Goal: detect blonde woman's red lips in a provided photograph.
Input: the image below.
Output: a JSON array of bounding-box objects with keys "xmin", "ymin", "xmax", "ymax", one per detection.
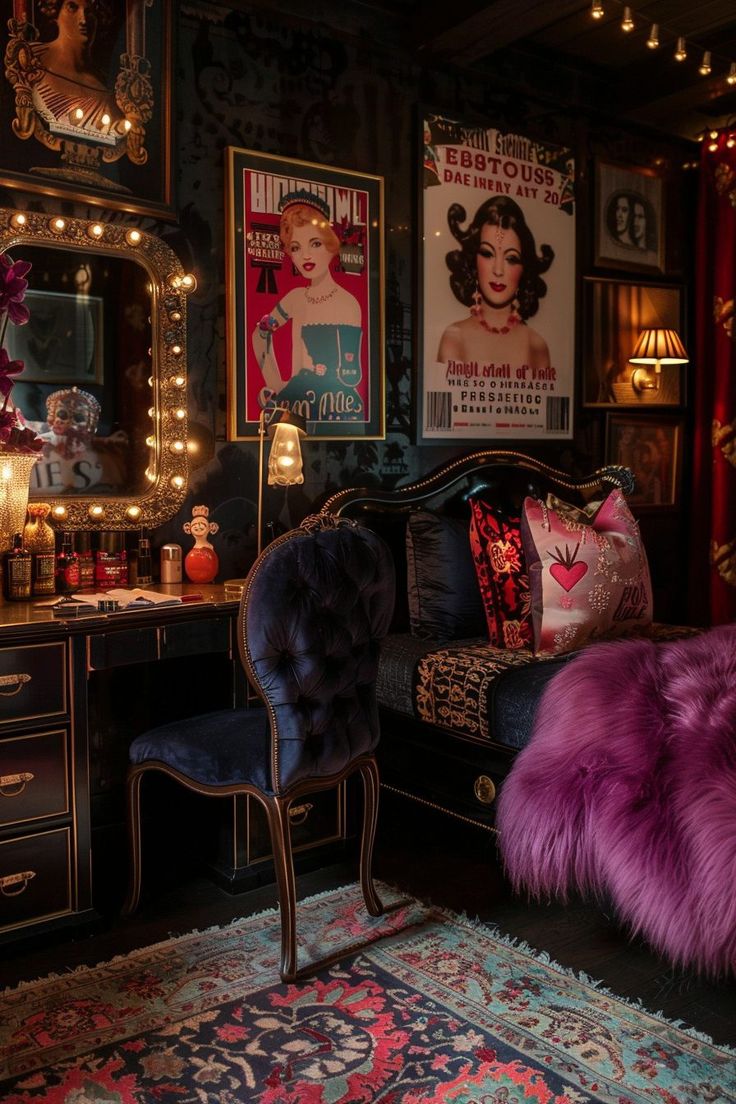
[{"xmin": 490, "ymin": 283, "xmax": 506, "ymax": 292}]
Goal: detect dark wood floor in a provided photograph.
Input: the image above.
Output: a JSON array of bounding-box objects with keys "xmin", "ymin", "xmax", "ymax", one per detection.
[{"xmin": 2, "ymin": 791, "xmax": 734, "ymax": 1050}]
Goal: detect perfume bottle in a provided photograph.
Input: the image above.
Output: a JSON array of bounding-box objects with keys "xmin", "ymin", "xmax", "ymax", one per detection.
[
  {"xmin": 137, "ymin": 532, "xmax": 152, "ymax": 585},
  {"xmin": 55, "ymin": 533, "xmax": 80, "ymax": 594},
  {"xmin": 3, "ymin": 533, "xmax": 32, "ymax": 601},
  {"xmin": 95, "ymin": 531, "xmax": 128, "ymax": 587},
  {"xmin": 23, "ymin": 503, "xmax": 56, "ymax": 597},
  {"xmin": 160, "ymin": 543, "xmax": 182, "ymax": 584},
  {"xmin": 74, "ymin": 531, "xmax": 95, "ymax": 590}
]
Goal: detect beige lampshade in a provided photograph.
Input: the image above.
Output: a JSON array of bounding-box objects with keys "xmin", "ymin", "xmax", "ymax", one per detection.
[{"xmin": 629, "ymin": 328, "xmax": 689, "ymax": 365}]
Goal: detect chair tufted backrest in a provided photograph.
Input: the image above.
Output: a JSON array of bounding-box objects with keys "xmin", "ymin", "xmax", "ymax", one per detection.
[{"xmin": 238, "ymin": 517, "xmax": 396, "ymax": 794}]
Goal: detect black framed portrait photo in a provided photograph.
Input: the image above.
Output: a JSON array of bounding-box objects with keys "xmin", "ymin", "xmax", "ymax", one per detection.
[{"xmin": 595, "ymin": 162, "xmax": 664, "ymax": 274}]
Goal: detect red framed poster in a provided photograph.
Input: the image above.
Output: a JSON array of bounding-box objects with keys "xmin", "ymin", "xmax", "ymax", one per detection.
[{"xmin": 226, "ymin": 147, "xmax": 385, "ymax": 440}]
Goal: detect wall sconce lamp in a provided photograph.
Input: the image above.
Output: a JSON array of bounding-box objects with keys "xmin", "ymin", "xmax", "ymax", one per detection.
[
  {"xmin": 629, "ymin": 328, "xmax": 688, "ymax": 393},
  {"xmin": 257, "ymin": 408, "xmax": 307, "ymax": 555}
]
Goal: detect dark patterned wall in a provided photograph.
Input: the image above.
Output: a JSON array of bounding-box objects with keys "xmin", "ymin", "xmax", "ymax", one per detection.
[{"xmin": 154, "ymin": 1, "xmax": 693, "ymax": 612}]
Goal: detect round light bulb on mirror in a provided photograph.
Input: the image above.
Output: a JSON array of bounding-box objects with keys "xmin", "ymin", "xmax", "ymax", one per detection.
[
  {"xmin": 10, "ymin": 212, "xmax": 27, "ymax": 228},
  {"xmin": 88, "ymin": 504, "xmax": 105, "ymax": 520},
  {"xmin": 170, "ymin": 375, "xmax": 186, "ymax": 389},
  {"xmin": 145, "ymin": 435, "xmax": 156, "ymax": 448},
  {"xmin": 170, "ymin": 310, "xmax": 182, "ymax": 322},
  {"xmin": 51, "ymin": 504, "xmax": 68, "ymax": 520},
  {"xmin": 171, "ymin": 344, "xmax": 182, "ymax": 357},
  {"xmin": 50, "ymin": 217, "xmax": 66, "ymax": 233},
  {"xmin": 170, "ymin": 474, "xmax": 185, "ymax": 489},
  {"xmin": 171, "ymin": 408, "xmax": 186, "ymax": 421},
  {"xmin": 126, "ymin": 505, "xmax": 142, "ymax": 521},
  {"xmin": 148, "ymin": 407, "xmax": 156, "ymax": 418},
  {"xmin": 168, "ymin": 440, "xmax": 186, "ymax": 455},
  {"xmin": 126, "ymin": 229, "xmax": 142, "ymax": 246},
  {"xmin": 88, "ymin": 223, "xmax": 104, "ymax": 239},
  {"xmin": 123, "ymin": 118, "xmax": 132, "ymax": 132}
]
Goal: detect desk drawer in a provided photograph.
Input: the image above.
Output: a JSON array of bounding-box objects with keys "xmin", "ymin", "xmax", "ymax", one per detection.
[
  {"xmin": 161, "ymin": 618, "xmax": 230, "ymax": 659},
  {"xmin": 87, "ymin": 627, "xmax": 158, "ymax": 670},
  {"xmin": 246, "ymin": 785, "xmax": 344, "ymax": 864},
  {"xmin": 0, "ymin": 642, "xmax": 66, "ymax": 726},
  {"xmin": 0, "ymin": 729, "xmax": 69, "ymax": 828},
  {"xmin": 0, "ymin": 827, "xmax": 71, "ymax": 932}
]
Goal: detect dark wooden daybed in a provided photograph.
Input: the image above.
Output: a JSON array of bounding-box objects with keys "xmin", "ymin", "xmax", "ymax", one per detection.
[{"xmin": 320, "ymin": 449, "xmax": 684, "ymax": 832}]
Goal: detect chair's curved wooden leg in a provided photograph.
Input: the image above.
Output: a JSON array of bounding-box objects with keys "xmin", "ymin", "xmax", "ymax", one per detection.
[
  {"xmin": 263, "ymin": 795, "xmax": 298, "ymax": 983},
  {"xmin": 121, "ymin": 767, "xmax": 145, "ymax": 916},
  {"xmin": 358, "ymin": 758, "xmax": 383, "ymax": 917}
]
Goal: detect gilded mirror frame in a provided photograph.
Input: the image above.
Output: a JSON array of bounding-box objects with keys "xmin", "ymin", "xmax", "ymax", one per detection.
[{"xmin": 0, "ymin": 205, "xmax": 193, "ymax": 529}]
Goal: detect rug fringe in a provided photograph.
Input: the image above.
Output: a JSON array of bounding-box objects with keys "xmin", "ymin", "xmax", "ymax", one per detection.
[
  {"xmin": 4, "ymin": 881, "xmax": 733, "ymax": 1060},
  {"xmin": 0, "ymin": 881, "xmax": 401, "ymax": 997}
]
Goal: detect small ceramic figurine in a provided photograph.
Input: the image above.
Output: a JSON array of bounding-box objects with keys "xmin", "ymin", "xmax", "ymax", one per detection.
[{"xmin": 183, "ymin": 505, "xmax": 219, "ymax": 584}]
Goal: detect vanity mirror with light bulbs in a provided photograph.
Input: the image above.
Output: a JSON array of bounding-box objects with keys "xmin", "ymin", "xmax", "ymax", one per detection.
[{"xmin": 0, "ymin": 207, "xmax": 195, "ymax": 530}]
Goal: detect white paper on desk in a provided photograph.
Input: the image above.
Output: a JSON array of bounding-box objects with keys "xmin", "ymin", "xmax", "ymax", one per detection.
[{"xmin": 72, "ymin": 588, "xmax": 182, "ymax": 609}]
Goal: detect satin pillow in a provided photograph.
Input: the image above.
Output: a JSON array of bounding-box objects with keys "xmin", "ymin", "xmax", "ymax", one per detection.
[
  {"xmin": 521, "ymin": 489, "xmax": 653, "ymax": 656},
  {"xmin": 468, "ymin": 497, "xmax": 532, "ymax": 650}
]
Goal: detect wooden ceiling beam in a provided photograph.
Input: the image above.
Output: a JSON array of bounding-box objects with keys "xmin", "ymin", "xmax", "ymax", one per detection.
[{"xmin": 414, "ymin": 0, "xmax": 588, "ymax": 62}]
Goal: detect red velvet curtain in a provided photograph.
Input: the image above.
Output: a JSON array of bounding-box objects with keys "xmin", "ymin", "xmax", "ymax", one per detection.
[{"xmin": 692, "ymin": 132, "xmax": 736, "ymax": 625}]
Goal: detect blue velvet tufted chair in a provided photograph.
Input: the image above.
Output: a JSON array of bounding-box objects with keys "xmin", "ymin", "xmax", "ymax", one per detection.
[{"xmin": 122, "ymin": 515, "xmax": 396, "ymax": 982}]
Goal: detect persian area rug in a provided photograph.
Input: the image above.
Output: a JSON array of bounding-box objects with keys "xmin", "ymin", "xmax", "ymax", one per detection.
[{"xmin": 1, "ymin": 885, "xmax": 734, "ymax": 1104}]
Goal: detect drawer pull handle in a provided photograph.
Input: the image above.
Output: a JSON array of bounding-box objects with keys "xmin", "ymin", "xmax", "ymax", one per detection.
[
  {"xmin": 289, "ymin": 802, "xmax": 313, "ymax": 826},
  {"xmin": 0, "ymin": 771, "xmax": 34, "ymax": 797},
  {"xmin": 0, "ymin": 673, "xmax": 31, "ymax": 697},
  {"xmin": 0, "ymin": 870, "xmax": 36, "ymax": 896}
]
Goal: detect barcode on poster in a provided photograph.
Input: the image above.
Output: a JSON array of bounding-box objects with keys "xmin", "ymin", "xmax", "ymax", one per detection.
[
  {"xmin": 546, "ymin": 396, "xmax": 570, "ymax": 433},
  {"xmin": 426, "ymin": 391, "xmax": 451, "ymax": 431}
]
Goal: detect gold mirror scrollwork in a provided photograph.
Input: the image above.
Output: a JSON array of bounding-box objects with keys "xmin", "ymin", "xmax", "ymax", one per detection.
[{"xmin": 0, "ymin": 205, "xmax": 194, "ymax": 529}]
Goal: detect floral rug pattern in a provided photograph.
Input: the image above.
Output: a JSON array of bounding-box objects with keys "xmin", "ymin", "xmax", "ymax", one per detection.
[{"xmin": 1, "ymin": 884, "xmax": 733, "ymax": 1103}]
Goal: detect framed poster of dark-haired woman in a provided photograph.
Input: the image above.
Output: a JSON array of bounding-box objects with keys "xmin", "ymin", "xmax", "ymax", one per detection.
[
  {"xmin": 1, "ymin": 0, "xmax": 174, "ymax": 218},
  {"xmin": 595, "ymin": 162, "xmax": 664, "ymax": 274},
  {"xmin": 418, "ymin": 109, "xmax": 576, "ymax": 444},
  {"xmin": 226, "ymin": 146, "xmax": 385, "ymax": 441}
]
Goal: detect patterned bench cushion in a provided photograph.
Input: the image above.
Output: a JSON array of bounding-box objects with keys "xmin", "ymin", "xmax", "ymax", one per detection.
[{"xmin": 377, "ymin": 624, "xmax": 699, "ymax": 751}]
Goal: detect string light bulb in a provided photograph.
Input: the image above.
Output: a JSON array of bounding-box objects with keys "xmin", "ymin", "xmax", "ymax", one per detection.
[
  {"xmin": 591, "ymin": 0, "xmax": 604, "ymax": 19},
  {"xmin": 646, "ymin": 23, "xmax": 659, "ymax": 49},
  {"xmin": 728, "ymin": 62, "xmax": 736, "ymax": 86},
  {"xmin": 699, "ymin": 50, "xmax": 711, "ymax": 76},
  {"xmin": 621, "ymin": 6, "xmax": 634, "ymax": 32},
  {"xmin": 674, "ymin": 37, "xmax": 687, "ymax": 62}
]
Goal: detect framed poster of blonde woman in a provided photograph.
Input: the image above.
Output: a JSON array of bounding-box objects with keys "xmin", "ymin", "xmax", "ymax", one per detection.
[
  {"xmin": 226, "ymin": 147, "xmax": 385, "ymax": 441},
  {"xmin": 419, "ymin": 111, "xmax": 576, "ymax": 443}
]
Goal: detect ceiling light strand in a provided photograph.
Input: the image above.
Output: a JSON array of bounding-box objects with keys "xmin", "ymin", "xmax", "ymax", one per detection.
[{"xmin": 602, "ymin": 2, "xmax": 735, "ymax": 91}]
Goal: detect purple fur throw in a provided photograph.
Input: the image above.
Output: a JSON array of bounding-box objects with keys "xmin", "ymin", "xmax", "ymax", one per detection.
[{"xmin": 497, "ymin": 625, "xmax": 736, "ymax": 975}]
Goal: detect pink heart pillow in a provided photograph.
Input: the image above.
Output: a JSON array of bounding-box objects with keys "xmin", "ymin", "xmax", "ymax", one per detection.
[{"xmin": 521, "ymin": 489, "xmax": 653, "ymax": 656}]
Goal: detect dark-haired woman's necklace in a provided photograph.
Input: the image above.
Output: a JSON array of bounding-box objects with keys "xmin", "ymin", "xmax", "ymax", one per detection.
[
  {"xmin": 476, "ymin": 312, "xmax": 521, "ymax": 335},
  {"xmin": 305, "ymin": 285, "xmax": 338, "ymax": 305}
]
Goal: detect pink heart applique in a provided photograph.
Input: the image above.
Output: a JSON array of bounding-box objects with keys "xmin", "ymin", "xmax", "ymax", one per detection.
[{"xmin": 550, "ymin": 561, "xmax": 588, "ymax": 592}]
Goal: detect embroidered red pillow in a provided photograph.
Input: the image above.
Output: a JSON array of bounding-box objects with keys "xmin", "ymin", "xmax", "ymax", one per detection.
[
  {"xmin": 520, "ymin": 489, "xmax": 653, "ymax": 656},
  {"xmin": 468, "ymin": 497, "xmax": 532, "ymax": 650}
]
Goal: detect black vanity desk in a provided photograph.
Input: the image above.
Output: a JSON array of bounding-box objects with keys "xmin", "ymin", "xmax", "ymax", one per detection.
[{"xmin": 0, "ymin": 586, "xmax": 346, "ymax": 945}]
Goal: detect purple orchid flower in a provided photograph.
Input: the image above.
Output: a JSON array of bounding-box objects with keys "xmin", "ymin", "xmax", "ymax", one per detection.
[
  {"xmin": 0, "ymin": 347, "xmax": 25, "ymax": 398},
  {"xmin": 0, "ymin": 252, "xmax": 32, "ymax": 326}
]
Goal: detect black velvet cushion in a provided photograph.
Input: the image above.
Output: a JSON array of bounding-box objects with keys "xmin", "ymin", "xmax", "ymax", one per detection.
[
  {"xmin": 406, "ymin": 510, "xmax": 486, "ymax": 642},
  {"xmin": 489, "ymin": 656, "xmax": 574, "ymax": 750},
  {"xmin": 129, "ymin": 708, "xmax": 272, "ymax": 791}
]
